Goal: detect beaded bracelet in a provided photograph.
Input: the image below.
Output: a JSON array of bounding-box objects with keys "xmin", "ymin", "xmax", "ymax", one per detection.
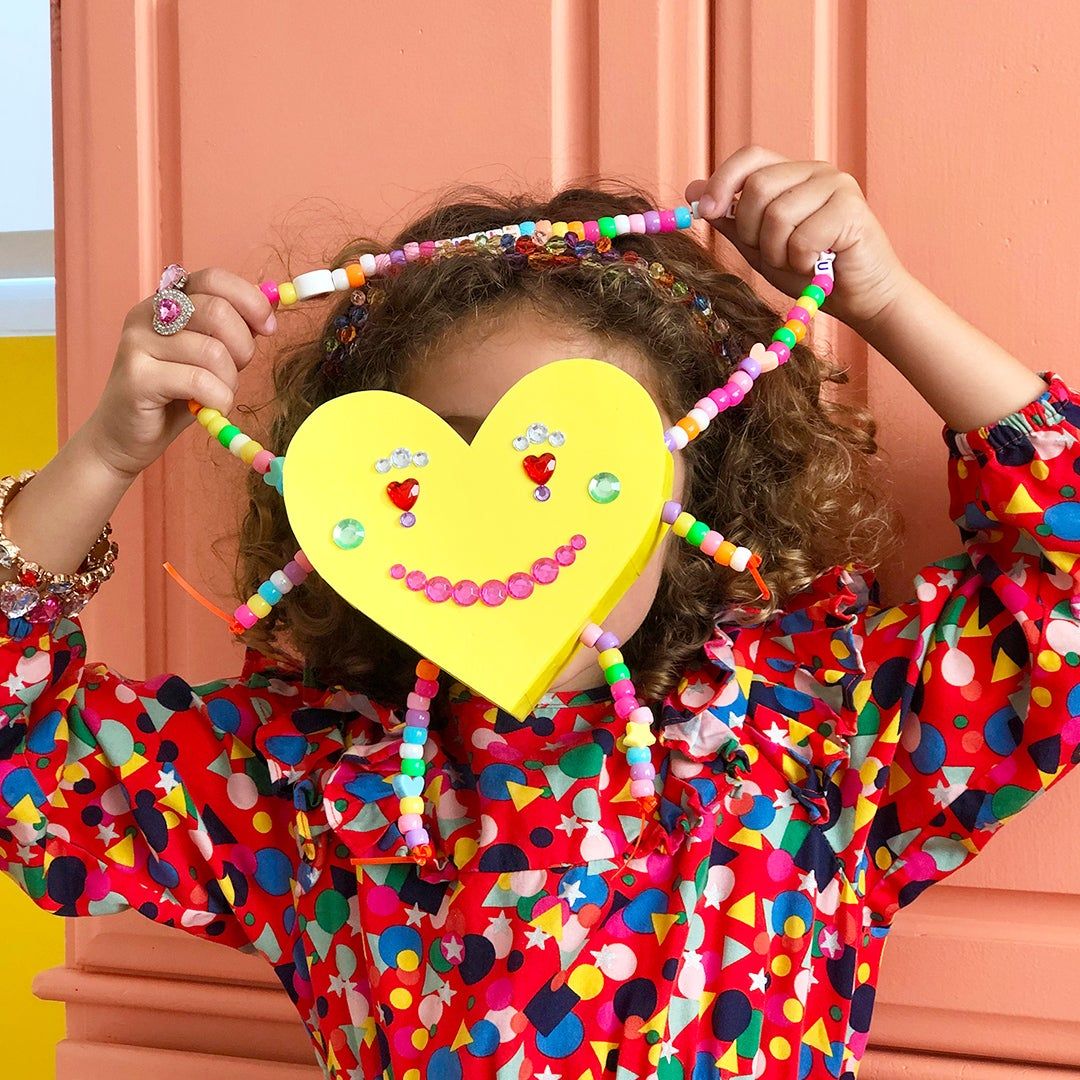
[{"xmin": 0, "ymin": 470, "xmax": 119, "ymax": 622}]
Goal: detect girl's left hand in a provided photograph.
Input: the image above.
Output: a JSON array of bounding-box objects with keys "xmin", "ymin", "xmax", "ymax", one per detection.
[{"xmin": 686, "ymin": 146, "xmax": 909, "ymax": 329}]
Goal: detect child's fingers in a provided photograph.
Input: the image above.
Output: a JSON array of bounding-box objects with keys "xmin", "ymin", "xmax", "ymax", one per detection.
[
  {"xmin": 183, "ymin": 267, "xmax": 276, "ymax": 336},
  {"xmin": 183, "ymin": 292, "xmax": 258, "ymax": 371},
  {"xmin": 755, "ymin": 172, "xmax": 838, "ymax": 272},
  {"xmin": 685, "ymin": 145, "xmax": 790, "ymax": 220},
  {"xmin": 727, "ymin": 161, "xmax": 826, "ymax": 252},
  {"xmin": 143, "ymin": 355, "xmax": 237, "ymax": 415},
  {"xmin": 785, "ymin": 193, "xmax": 855, "ymax": 274},
  {"xmin": 145, "ymin": 327, "xmax": 242, "ymax": 399}
]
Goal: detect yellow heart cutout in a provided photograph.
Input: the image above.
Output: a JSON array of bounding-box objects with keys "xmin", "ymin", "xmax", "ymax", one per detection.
[{"xmin": 283, "ymin": 358, "xmax": 673, "ymax": 718}]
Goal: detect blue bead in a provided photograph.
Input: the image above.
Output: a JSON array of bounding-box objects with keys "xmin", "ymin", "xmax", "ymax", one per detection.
[
  {"xmin": 403, "ymin": 725, "xmax": 428, "ymax": 745},
  {"xmin": 674, "ymin": 205, "xmax": 692, "ymax": 229},
  {"xmin": 258, "ymin": 581, "xmax": 282, "ymax": 605},
  {"xmin": 518, "ymin": 220, "xmax": 536, "ymax": 236},
  {"xmin": 626, "ymin": 746, "xmax": 650, "ymax": 764}
]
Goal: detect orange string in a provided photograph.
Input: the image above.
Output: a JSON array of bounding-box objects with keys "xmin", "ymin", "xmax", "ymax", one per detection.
[
  {"xmin": 748, "ymin": 561, "xmax": 771, "ymax": 603},
  {"xmin": 162, "ymin": 561, "xmax": 246, "ymax": 635}
]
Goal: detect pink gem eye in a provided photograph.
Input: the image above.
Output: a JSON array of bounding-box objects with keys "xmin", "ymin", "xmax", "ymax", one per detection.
[
  {"xmin": 390, "ymin": 564, "xmax": 406, "ymax": 580},
  {"xmin": 507, "ymin": 572, "xmax": 534, "ymax": 599},
  {"xmin": 570, "ymin": 534, "xmax": 587, "ymax": 550},
  {"xmin": 406, "ymin": 570, "xmax": 427, "ymax": 591},
  {"xmin": 531, "ymin": 558, "xmax": 559, "ymax": 585},
  {"xmin": 555, "ymin": 545, "xmax": 575, "ymax": 566},
  {"xmin": 452, "ymin": 579, "xmax": 480, "ymax": 606},
  {"xmin": 425, "ymin": 576, "xmax": 452, "ymax": 603},
  {"xmin": 480, "ymin": 580, "xmax": 507, "ymax": 606}
]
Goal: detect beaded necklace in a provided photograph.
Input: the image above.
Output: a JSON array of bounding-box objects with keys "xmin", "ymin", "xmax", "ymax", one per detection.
[{"xmin": 166, "ymin": 201, "xmax": 834, "ymax": 867}]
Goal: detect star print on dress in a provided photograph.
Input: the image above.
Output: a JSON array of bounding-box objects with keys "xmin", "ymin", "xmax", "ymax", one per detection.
[{"xmin": 2, "ymin": 373, "xmax": 1079, "ymax": 1079}]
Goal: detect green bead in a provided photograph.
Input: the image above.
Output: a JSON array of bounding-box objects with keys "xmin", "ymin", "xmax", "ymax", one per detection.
[
  {"xmin": 216, "ymin": 424, "xmax": 241, "ymax": 448},
  {"xmin": 401, "ymin": 758, "xmax": 426, "ymax": 776},
  {"xmin": 598, "ymin": 216, "xmax": 617, "ymax": 238},
  {"xmin": 685, "ymin": 520, "xmax": 709, "ymax": 547},
  {"xmin": 604, "ymin": 662, "xmax": 631, "ymax": 685},
  {"xmin": 802, "ymin": 283, "xmax": 826, "ymax": 306},
  {"xmin": 772, "ymin": 326, "xmax": 797, "ymax": 348}
]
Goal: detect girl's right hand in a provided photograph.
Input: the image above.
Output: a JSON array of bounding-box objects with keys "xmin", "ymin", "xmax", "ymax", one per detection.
[{"xmin": 84, "ymin": 267, "xmax": 277, "ymax": 480}]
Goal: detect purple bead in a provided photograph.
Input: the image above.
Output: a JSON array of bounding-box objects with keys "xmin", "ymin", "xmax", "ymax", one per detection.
[
  {"xmin": 555, "ymin": 545, "xmax": 575, "ymax": 566},
  {"xmin": 452, "ymin": 579, "xmax": 480, "ymax": 606},
  {"xmin": 400, "ymin": 512, "xmax": 416, "ymax": 528},
  {"xmin": 594, "ymin": 631, "xmax": 621, "ymax": 652},
  {"xmin": 283, "ymin": 560, "xmax": 307, "ymax": 585},
  {"xmin": 644, "ymin": 210, "xmax": 662, "ymax": 233},
  {"xmin": 405, "ymin": 708, "xmax": 430, "ymax": 727},
  {"xmin": 507, "ymin": 572, "xmax": 534, "ymax": 599},
  {"xmin": 570, "ymin": 534, "xmax": 587, "ymax": 550},
  {"xmin": 405, "ymin": 570, "xmax": 427, "ymax": 591},
  {"xmin": 725, "ymin": 380, "xmax": 745, "ymax": 406},
  {"xmin": 533, "ymin": 485, "xmax": 551, "ymax": 502},
  {"xmin": 664, "ymin": 430, "xmax": 678, "ymax": 452},
  {"xmin": 425, "ymin": 576, "xmax": 452, "ymax": 602},
  {"xmin": 661, "ymin": 500, "xmax": 682, "ymax": 525},
  {"xmin": 390, "ymin": 249, "xmax": 407, "ymax": 267},
  {"xmin": 404, "ymin": 827, "xmax": 430, "ymax": 848},
  {"xmin": 738, "ymin": 356, "xmax": 761, "ymax": 380},
  {"xmin": 480, "ymin": 579, "xmax": 507, "ymax": 606},
  {"xmin": 708, "ymin": 387, "xmax": 731, "ymax": 411},
  {"xmin": 531, "ymin": 558, "xmax": 559, "ymax": 585},
  {"xmin": 374, "ymin": 253, "xmax": 392, "ymax": 275},
  {"xmin": 389, "ymin": 563, "xmax": 406, "ymax": 579},
  {"xmin": 630, "ymin": 763, "xmax": 655, "ymax": 780}
]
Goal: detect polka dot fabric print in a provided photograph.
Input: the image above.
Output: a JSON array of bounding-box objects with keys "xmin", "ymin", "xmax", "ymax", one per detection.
[{"xmin": 1, "ymin": 373, "xmax": 1079, "ymax": 1079}]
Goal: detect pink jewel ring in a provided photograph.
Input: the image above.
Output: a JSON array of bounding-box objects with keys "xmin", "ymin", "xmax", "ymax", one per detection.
[{"xmin": 151, "ymin": 262, "xmax": 195, "ymax": 336}]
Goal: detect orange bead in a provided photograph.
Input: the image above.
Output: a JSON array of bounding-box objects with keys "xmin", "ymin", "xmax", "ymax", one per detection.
[
  {"xmin": 187, "ymin": 399, "xmax": 202, "ymax": 415},
  {"xmin": 567, "ymin": 220, "xmax": 585, "ymax": 239},
  {"xmin": 785, "ymin": 319, "xmax": 808, "ymax": 343},
  {"xmin": 676, "ymin": 416, "xmax": 700, "ymax": 440},
  {"xmin": 416, "ymin": 658, "xmax": 440, "ymax": 681},
  {"xmin": 346, "ymin": 263, "xmax": 366, "ymax": 288},
  {"xmin": 713, "ymin": 540, "xmax": 737, "ymax": 566}
]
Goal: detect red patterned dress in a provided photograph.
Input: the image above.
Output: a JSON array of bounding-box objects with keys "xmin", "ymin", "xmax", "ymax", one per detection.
[{"xmin": 3, "ymin": 375, "xmax": 1080, "ymax": 1079}]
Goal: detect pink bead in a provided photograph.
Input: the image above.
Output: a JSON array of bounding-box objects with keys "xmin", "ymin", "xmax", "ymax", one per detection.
[
  {"xmin": 767, "ymin": 341, "xmax": 791, "ymax": 364},
  {"xmin": 628, "ymin": 706, "xmax": 653, "ymax": 726},
  {"xmin": 403, "ymin": 242, "xmax": 421, "ymax": 262},
  {"xmin": 811, "ymin": 273, "xmax": 834, "ymax": 296},
  {"xmin": 725, "ymin": 380, "xmax": 745, "ymax": 406},
  {"xmin": 398, "ymin": 813, "xmax": 423, "ymax": 833},
  {"xmin": 555, "ymin": 545, "xmax": 575, "ymax": 566},
  {"xmin": 374, "ymin": 253, "xmax": 392, "ymax": 276},
  {"xmin": 259, "ymin": 281, "xmax": 280, "ymax": 307},
  {"xmin": 730, "ymin": 370, "xmax": 754, "ymax": 393},
  {"xmin": 614, "ymin": 695, "xmax": 639, "ymax": 719},
  {"xmin": 531, "ymin": 558, "xmax": 559, "ymax": 585},
  {"xmin": 696, "ymin": 397, "xmax": 719, "ymax": 420},
  {"xmin": 234, "ymin": 604, "xmax": 258, "ymax": 628},
  {"xmin": 786, "ymin": 306, "xmax": 811, "ymax": 325},
  {"xmin": 507, "ymin": 573, "xmax": 534, "ymax": 599},
  {"xmin": 407, "ymin": 692, "xmax": 430, "ymax": 711},
  {"xmin": 708, "ymin": 387, "xmax": 731, "ymax": 410},
  {"xmin": 580, "ymin": 623, "xmax": 603, "ymax": 647},
  {"xmin": 283, "ymin": 561, "xmax": 307, "ymax": 585},
  {"xmin": 628, "ymin": 213, "xmax": 647, "ymax": 234},
  {"xmin": 643, "ymin": 211, "xmax": 662, "ymax": 233},
  {"xmin": 700, "ymin": 530, "xmax": 724, "ymax": 557},
  {"xmin": 659, "ymin": 209, "xmax": 677, "ymax": 232},
  {"xmin": 404, "ymin": 828, "xmax": 430, "ymax": 848},
  {"xmin": 630, "ymin": 779, "xmax": 655, "ymax": 798},
  {"xmin": 610, "ymin": 678, "xmax": 635, "ymax": 699},
  {"xmin": 630, "ymin": 763, "xmax": 655, "ymax": 780},
  {"xmin": 420, "ymin": 240, "xmax": 437, "ymax": 258},
  {"xmin": 570, "ymin": 534, "xmax": 587, "ymax": 550},
  {"xmin": 251, "ymin": 450, "xmax": 275, "ymax": 475},
  {"xmin": 480, "ymin": 579, "xmax": 507, "ymax": 606},
  {"xmin": 294, "ymin": 550, "xmax": 314, "ymax": 573},
  {"xmin": 452, "ymin": 579, "xmax": 480, "ymax": 606},
  {"xmin": 389, "ymin": 564, "xmax": 406, "ymax": 580},
  {"xmin": 405, "ymin": 570, "xmax": 427, "ymax": 591},
  {"xmin": 583, "ymin": 220, "xmax": 600, "ymax": 242},
  {"xmin": 415, "ymin": 677, "xmax": 439, "ymax": 699}
]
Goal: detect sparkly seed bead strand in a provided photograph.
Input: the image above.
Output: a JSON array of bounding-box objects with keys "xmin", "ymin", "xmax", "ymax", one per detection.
[
  {"xmin": 256, "ymin": 203, "xmax": 706, "ymax": 306},
  {"xmin": 664, "ymin": 251, "xmax": 837, "ymax": 452},
  {"xmin": 660, "ymin": 500, "xmax": 759, "ymax": 574},
  {"xmin": 232, "ymin": 550, "xmax": 313, "ymax": 630},
  {"xmin": 394, "ymin": 659, "xmax": 439, "ymax": 861},
  {"xmin": 186, "ymin": 400, "xmax": 286, "ymax": 495},
  {"xmin": 579, "ymin": 624, "xmax": 658, "ymax": 803}
]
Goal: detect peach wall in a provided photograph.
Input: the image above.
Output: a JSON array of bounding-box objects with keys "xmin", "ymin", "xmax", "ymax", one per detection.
[{"xmin": 36, "ymin": 1, "xmax": 1080, "ymax": 1077}]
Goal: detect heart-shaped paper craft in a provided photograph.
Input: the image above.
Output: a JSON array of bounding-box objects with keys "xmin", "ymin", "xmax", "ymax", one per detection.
[{"xmin": 283, "ymin": 358, "xmax": 673, "ymax": 718}]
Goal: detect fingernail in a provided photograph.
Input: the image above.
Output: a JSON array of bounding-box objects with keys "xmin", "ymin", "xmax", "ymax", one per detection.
[
  {"xmin": 264, "ymin": 314, "xmax": 277, "ymax": 334},
  {"xmin": 698, "ymin": 195, "xmax": 718, "ymax": 218}
]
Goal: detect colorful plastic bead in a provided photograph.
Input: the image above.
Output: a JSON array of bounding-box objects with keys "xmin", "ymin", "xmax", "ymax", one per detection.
[
  {"xmin": 416, "ymin": 659, "xmax": 439, "ymax": 681},
  {"xmin": 672, "ymin": 512, "xmax": 696, "ymax": 538},
  {"xmin": 614, "ymin": 696, "xmax": 639, "ymax": 719},
  {"xmin": 685, "ymin": 520, "xmax": 709, "ymax": 547},
  {"xmin": 630, "ymin": 779, "xmax": 655, "ymax": 798},
  {"xmin": 278, "ymin": 282, "xmax": 298, "ymax": 306},
  {"xmin": 399, "ymin": 796, "xmax": 424, "ymax": 816},
  {"xmin": 247, "ymin": 594, "xmax": 271, "ymax": 618},
  {"xmin": 604, "ymin": 662, "xmax": 631, "ymax": 685},
  {"xmin": 661, "ymin": 501, "xmax": 682, "ymax": 525},
  {"xmin": 598, "ymin": 216, "xmax": 617, "ymax": 238},
  {"xmin": 579, "ymin": 623, "xmax": 603, "ymax": 648},
  {"xmin": 804, "ymin": 282, "xmax": 828, "ymax": 304},
  {"xmin": 594, "ymin": 631, "xmax": 620, "ymax": 652},
  {"xmin": 401, "ymin": 758, "xmax": 425, "ymax": 777},
  {"xmin": 259, "ymin": 281, "xmax": 280, "ymax": 307},
  {"xmin": 626, "ymin": 746, "xmax": 651, "ymax": 765},
  {"xmin": 257, "ymin": 581, "xmax": 282, "ymax": 605},
  {"xmin": 700, "ymin": 530, "xmax": 724, "ymax": 557},
  {"xmin": 772, "ymin": 326, "xmax": 797, "ymax": 348},
  {"xmin": 597, "ymin": 648, "xmax": 624, "ymax": 670}
]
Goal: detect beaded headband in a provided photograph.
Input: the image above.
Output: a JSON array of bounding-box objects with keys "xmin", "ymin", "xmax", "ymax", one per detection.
[{"xmin": 166, "ymin": 200, "xmax": 835, "ymax": 868}]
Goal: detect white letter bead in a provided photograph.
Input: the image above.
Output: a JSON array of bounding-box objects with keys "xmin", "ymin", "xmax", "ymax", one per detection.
[
  {"xmin": 292, "ymin": 269, "xmax": 336, "ymax": 300},
  {"xmin": 359, "ymin": 254, "xmax": 377, "ymax": 277},
  {"xmin": 613, "ymin": 214, "xmax": 631, "ymax": 235},
  {"xmin": 729, "ymin": 546, "xmax": 751, "ymax": 572},
  {"xmin": 331, "ymin": 268, "xmax": 350, "ymax": 291},
  {"xmin": 269, "ymin": 570, "xmax": 293, "ymax": 593},
  {"xmin": 687, "ymin": 407, "xmax": 710, "ymax": 430}
]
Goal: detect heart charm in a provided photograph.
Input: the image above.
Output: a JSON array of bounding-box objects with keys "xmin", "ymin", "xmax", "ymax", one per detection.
[
  {"xmin": 749, "ymin": 341, "xmax": 778, "ymax": 373},
  {"xmin": 523, "ymin": 453, "xmax": 556, "ymax": 485},
  {"xmin": 392, "ymin": 774, "xmax": 425, "ymax": 799},
  {"xmin": 386, "ymin": 478, "xmax": 420, "ymax": 511},
  {"xmin": 283, "ymin": 358, "xmax": 672, "ymax": 718}
]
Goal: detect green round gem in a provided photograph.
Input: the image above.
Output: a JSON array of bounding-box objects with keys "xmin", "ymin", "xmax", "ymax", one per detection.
[
  {"xmin": 401, "ymin": 757, "xmax": 426, "ymax": 776},
  {"xmin": 216, "ymin": 424, "xmax": 241, "ymax": 448},
  {"xmin": 686, "ymin": 520, "xmax": 709, "ymax": 547},
  {"xmin": 588, "ymin": 471, "xmax": 622, "ymax": 504},
  {"xmin": 332, "ymin": 517, "xmax": 365, "ymax": 549},
  {"xmin": 598, "ymin": 216, "xmax": 617, "ymax": 238},
  {"xmin": 772, "ymin": 326, "xmax": 797, "ymax": 348},
  {"xmin": 802, "ymin": 283, "xmax": 826, "ymax": 306}
]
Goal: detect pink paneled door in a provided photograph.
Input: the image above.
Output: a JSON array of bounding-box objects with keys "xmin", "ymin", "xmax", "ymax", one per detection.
[{"xmin": 39, "ymin": 1, "xmax": 1079, "ymax": 1077}]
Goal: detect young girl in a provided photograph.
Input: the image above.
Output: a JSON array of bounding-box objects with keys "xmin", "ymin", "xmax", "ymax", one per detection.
[{"xmin": 1, "ymin": 146, "xmax": 1077, "ymax": 1080}]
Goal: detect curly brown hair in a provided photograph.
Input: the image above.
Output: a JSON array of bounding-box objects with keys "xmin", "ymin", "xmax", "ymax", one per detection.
[{"xmin": 227, "ymin": 183, "xmax": 898, "ymax": 706}]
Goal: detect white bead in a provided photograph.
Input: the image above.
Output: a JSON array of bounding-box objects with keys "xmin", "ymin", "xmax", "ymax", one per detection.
[
  {"xmin": 503, "ymin": 224, "xmax": 521, "ymax": 238},
  {"xmin": 690, "ymin": 199, "xmax": 701, "ymax": 219},
  {"xmin": 729, "ymin": 546, "xmax": 751, "ymax": 572},
  {"xmin": 331, "ymin": 268, "xmax": 350, "ymax": 291},
  {"xmin": 359, "ymin": 254, "xmax": 377, "ymax": 277},
  {"xmin": 293, "ymin": 269, "xmax": 335, "ymax": 300},
  {"xmin": 668, "ymin": 425, "xmax": 689, "ymax": 450},
  {"xmin": 688, "ymin": 407, "xmax": 710, "ymax": 431},
  {"xmin": 696, "ymin": 397, "xmax": 719, "ymax": 420},
  {"xmin": 399, "ymin": 743, "xmax": 424, "ymax": 759},
  {"xmin": 269, "ymin": 570, "xmax": 293, "ymax": 594},
  {"xmin": 227, "ymin": 432, "xmax": 250, "ymax": 455},
  {"xmin": 613, "ymin": 214, "xmax": 631, "ymax": 235}
]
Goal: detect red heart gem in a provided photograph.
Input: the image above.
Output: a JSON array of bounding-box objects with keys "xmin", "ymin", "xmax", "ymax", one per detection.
[
  {"xmin": 386, "ymin": 478, "xmax": 420, "ymax": 511},
  {"xmin": 523, "ymin": 453, "xmax": 556, "ymax": 485}
]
